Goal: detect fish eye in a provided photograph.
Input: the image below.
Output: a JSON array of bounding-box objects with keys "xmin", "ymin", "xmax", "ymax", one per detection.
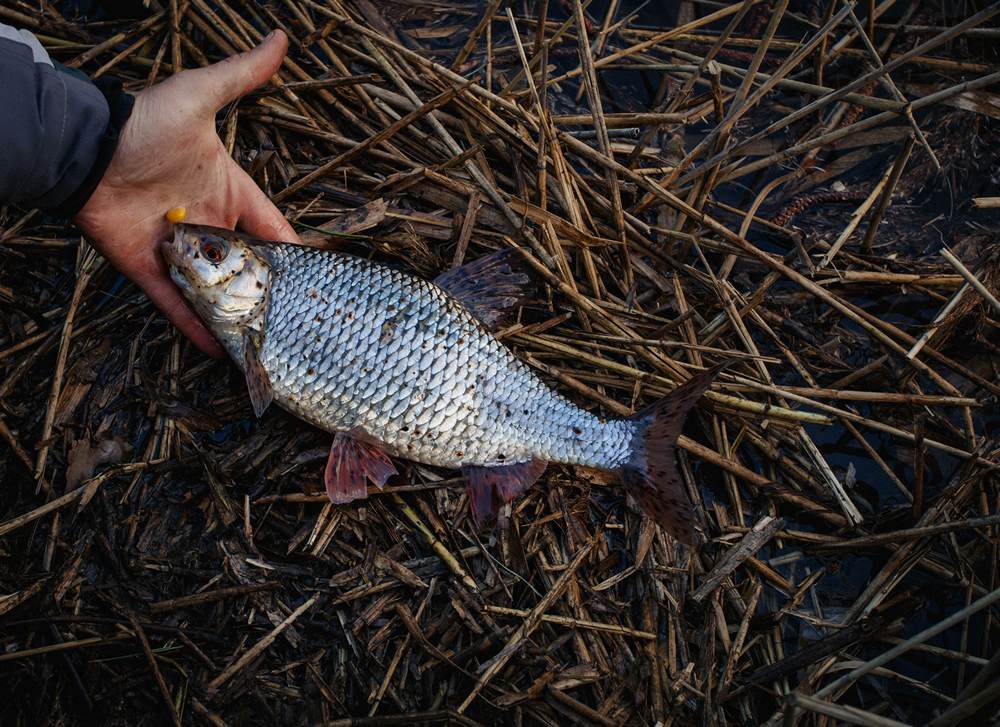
[{"xmin": 202, "ymin": 238, "xmax": 228, "ymax": 264}]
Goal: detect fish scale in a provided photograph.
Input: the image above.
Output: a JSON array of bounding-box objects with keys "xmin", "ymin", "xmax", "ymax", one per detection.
[{"xmin": 259, "ymin": 245, "xmax": 635, "ymax": 470}]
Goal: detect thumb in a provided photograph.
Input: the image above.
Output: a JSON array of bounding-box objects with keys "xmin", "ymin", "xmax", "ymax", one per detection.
[
  {"xmin": 192, "ymin": 29, "xmax": 288, "ymax": 113},
  {"xmin": 236, "ymin": 172, "xmax": 301, "ymax": 243}
]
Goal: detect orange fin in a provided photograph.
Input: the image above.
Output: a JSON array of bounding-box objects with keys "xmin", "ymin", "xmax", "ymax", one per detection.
[
  {"xmin": 463, "ymin": 459, "xmax": 547, "ymax": 526},
  {"xmin": 433, "ymin": 248, "xmax": 533, "ymax": 330},
  {"xmin": 324, "ymin": 433, "xmax": 397, "ymax": 505}
]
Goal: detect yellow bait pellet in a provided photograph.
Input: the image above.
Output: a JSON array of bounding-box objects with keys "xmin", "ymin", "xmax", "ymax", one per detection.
[{"xmin": 165, "ymin": 206, "xmax": 187, "ymax": 223}]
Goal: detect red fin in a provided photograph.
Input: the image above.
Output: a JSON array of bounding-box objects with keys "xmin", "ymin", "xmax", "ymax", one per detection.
[
  {"xmin": 243, "ymin": 329, "xmax": 273, "ymax": 418},
  {"xmin": 433, "ymin": 248, "xmax": 533, "ymax": 330},
  {"xmin": 324, "ymin": 433, "xmax": 397, "ymax": 505},
  {"xmin": 621, "ymin": 366, "xmax": 724, "ymax": 545},
  {"xmin": 463, "ymin": 459, "xmax": 547, "ymax": 526}
]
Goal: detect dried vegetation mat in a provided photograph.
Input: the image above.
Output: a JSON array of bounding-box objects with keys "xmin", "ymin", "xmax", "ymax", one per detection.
[{"xmin": 1, "ymin": 1, "xmax": 1000, "ymax": 725}]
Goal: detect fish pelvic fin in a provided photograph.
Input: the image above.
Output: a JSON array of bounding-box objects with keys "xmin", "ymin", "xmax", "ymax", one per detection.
[
  {"xmin": 463, "ymin": 459, "xmax": 547, "ymax": 527},
  {"xmin": 325, "ymin": 432, "xmax": 397, "ymax": 505},
  {"xmin": 620, "ymin": 366, "xmax": 724, "ymax": 545}
]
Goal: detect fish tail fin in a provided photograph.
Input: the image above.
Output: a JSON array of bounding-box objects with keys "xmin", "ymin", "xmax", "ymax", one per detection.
[{"xmin": 619, "ymin": 366, "xmax": 722, "ymax": 545}]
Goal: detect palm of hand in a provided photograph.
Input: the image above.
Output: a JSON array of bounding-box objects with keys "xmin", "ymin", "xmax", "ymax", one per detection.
[{"xmin": 75, "ymin": 31, "xmax": 298, "ymax": 356}]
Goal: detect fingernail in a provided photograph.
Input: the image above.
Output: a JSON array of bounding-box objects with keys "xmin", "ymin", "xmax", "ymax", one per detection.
[{"xmin": 264, "ymin": 30, "xmax": 277, "ymax": 41}]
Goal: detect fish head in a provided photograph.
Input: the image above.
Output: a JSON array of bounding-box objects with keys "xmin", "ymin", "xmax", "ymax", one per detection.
[{"xmin": 162, "ymin": 223, "xmax": 271, "ymax": 331}]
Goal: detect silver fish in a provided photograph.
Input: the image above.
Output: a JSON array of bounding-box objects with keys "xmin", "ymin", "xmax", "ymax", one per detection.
[{"xmin": 163, "ymin": 223, "xmax": 717, "ymax": 542}]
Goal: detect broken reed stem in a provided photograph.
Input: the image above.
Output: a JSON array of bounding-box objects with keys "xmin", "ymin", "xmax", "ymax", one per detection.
[
  {"xmin": 699, "ymin": 2, "xmax": 1000, "ymax": 180},
  {"xmin": 861, "ymin": 134, "xmax": 917, "ymax": 254},
  {"xmin": 206, "ymin": 593, "xmax": 318, "ymax": 696},
  {"xmin": 546, "ymin": 2, "xmax": 756, "ymax": 87},
  {"xmin": 273, "ymin": 82, "xmax": 471, "ymax": 202},
  {"xmin": 972, "ymin": 196, "xmax": 1000, "ymax": 208},
  {"xmin": 816, "ymin": 513, "xmax": 1000, "ymax": 550},
  {"xmin": 34, "ymin": 254, "xmax": 95, "ymax": 486},
  {"xmin": 484, "ymin": 605, "xmax": 657, "ymax": 639},
  {"xmin": 787, "ymin": 693, "xmax": 913, "ymax": 727},
  {"xmin": 126, "ymin": 611, "xmax": 182, "ymax": 727},
  {"xmin": 392, "ymin": 494, "xmax": 478, "ymax": 592},
  {"xmin": 458, "ymin": 541, "xmax": 593, "ymax": 713},
  {"xmin": 817, "ymin": 158, "xmax": 897, "ymax": 269},
  {"xmin": 941, "ymin": 247, "xmax": 1000, "ymax": 316},
  {"xmin": 813, "ymin": 586, "xmax": 1000, "ymax": 700},
  {"xmin": 561, "ymin": 130, "xmax": 972, "ymax": 402},
  {"xmin": 842, "ymin": 0, "xmax": 940, "ymax": 172},
  {"xmin": 149, "ymin": 583, "xmax": 280, "ymax": 614},
  {"xmin": 0, "ymin": 461, "xmax": 161, "ymax": 538},
  {"xmin": 906, "ymin": 283, "xmax": 971, "ymax": 360},
  {"xmin": 451, "ymin": 0, "xmax": 502, "ymax": 71},
  {"xmin": 702, "ymin": 69, "xmax": 1000, "ymax": 185},
  {"xmin": 0, "ymin": 633, "xmax": 132, "ymax": 663}
]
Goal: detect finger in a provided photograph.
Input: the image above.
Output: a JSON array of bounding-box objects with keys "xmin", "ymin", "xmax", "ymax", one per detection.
[
  {"xmin": 189, "ymin": 29, "xmax": 288, "ymax": 114},
  {"xmin": 139, "ymin": 275, "xmax": 227, "ymax": 358},
  {"xmin": 235, "ymin": 172, "xmax": 301, "ymax": 243}
]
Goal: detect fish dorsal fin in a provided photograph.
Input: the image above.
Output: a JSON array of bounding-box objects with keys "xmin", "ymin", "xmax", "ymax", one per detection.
[
  {"xmin": 433, "ymin": 248, "xmax": 533, "ymax": 330},
  {"xmin": 243, "ymin": 329, "xmax": 273, "ymax": 418}
]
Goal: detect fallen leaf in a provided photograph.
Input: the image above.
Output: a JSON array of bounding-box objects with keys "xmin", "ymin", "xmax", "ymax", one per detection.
[{"xmin": 66, "ymin": 436, "xmax": 129, "ymax": 490}]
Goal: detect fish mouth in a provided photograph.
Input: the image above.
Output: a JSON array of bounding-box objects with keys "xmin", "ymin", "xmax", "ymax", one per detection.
[{"xmin": 161, "ymin": 224, "xmax": 193, "ymax": 269}]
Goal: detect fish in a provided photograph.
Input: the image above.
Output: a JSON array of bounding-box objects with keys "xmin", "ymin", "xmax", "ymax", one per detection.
[{"xmin": 162, "ymin": 223, "xmax": 719, "ymax": 543}]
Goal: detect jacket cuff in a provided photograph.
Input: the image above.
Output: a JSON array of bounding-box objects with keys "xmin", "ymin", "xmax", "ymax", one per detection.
[{"xmin": 55, "ymin": 77, "xmax": 135, "ymax": 217}]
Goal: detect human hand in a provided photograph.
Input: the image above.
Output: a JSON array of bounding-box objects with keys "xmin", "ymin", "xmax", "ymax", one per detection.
[{"xmin": 75, "ymin": 30, "xmax": 300, "ymax": 357}]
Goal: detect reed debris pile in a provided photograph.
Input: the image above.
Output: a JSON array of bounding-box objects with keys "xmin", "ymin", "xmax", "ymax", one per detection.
[{"xmin": 1, "ymin": 1, "xmax": 999, "ymax": 724}]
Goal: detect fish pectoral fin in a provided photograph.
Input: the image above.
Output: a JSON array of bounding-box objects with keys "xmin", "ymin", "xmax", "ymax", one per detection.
[
  {"xmin": 463, "ymin": 459, "xmax": 547, "ymax": 527},
  {"xmin": 242, "ymin": 330, "xmax": 273, "ymax": 418},
  {"xmin": 433, "ymin": 248, "xmax": 533, "ymax": 330},
  {"xmin": 324, "ymin": 432, "xmax": 398, "ymax": 505}
]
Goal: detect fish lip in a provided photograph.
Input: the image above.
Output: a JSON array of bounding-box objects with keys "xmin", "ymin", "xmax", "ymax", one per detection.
[{"xmin": 160, "ymin": 237, "xmax": 182, "ymax": 268}]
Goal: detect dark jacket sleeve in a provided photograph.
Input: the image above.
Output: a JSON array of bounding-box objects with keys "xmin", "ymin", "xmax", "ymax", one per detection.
[{"xmin": 0, "ymin": 24, "xmax": 133, "ymax": 216}]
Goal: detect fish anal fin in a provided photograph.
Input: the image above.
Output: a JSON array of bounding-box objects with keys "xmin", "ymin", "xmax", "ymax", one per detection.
[
  {"xmin": 433, "ymin": 248, "xmax": 533, "ymax": 330},
  {"xmin": 243, "ymin": 330, "xmax": 273, "ymax": 418},
  {"xmin": 324, "ymin": 432, "xmax": 398, "ymax": 505},
  {"xmin": 463, "ymin": 459, "xmax": 547, "ymax": 526}
]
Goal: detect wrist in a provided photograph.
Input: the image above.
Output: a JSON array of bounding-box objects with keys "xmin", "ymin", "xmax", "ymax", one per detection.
[{"xmin": 63, "ymin": 78, "xmax": 135, "ymax": 219}]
